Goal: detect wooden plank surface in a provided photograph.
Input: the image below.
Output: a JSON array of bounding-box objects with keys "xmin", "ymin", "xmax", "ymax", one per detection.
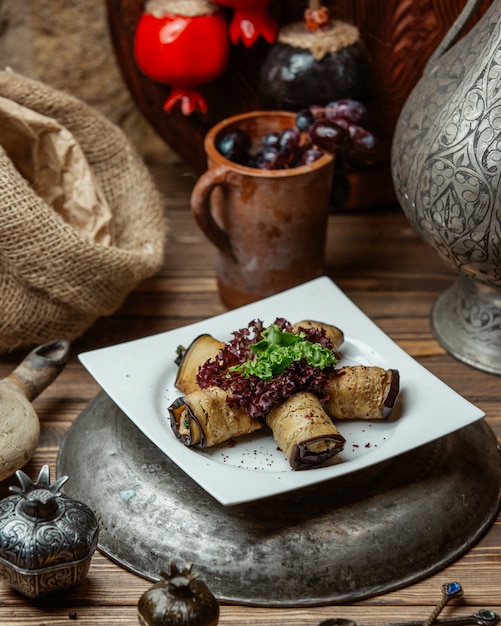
[{"xmin": 0, "ymin": 162, "xmax": 500, "ymax": 625}]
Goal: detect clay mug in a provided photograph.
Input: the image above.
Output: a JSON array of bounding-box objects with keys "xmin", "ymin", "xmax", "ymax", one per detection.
[{"xmin": 190, "ymin": 110, "xmax": 334, "ymax": 308}]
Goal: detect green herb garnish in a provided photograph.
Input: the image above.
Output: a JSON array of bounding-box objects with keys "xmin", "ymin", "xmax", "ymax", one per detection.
[{"xmin": 229, "ymin": 324, "xmax": 337, "ymax": 381}]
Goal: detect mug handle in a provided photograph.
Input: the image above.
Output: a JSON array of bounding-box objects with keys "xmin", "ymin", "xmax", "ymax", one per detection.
[{"xmin": 190, "ymin": 164, "xmax": 236, "ymax": 260}]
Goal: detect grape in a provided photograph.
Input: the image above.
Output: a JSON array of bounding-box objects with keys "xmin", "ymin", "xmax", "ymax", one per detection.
[
  {"xmin": 251, "ymin": 147, "xmax": 289, "ymax": 170},
  {"xmin": 277, "ymin": 127, "xmax": 300, "ymax": 155},
  {"xmin": 309, "ymin": 120, "xmax": 350, "ymax": 154},
  {"xmin": 330, "ymin": 117, "xmax": 349, "ymax": 130},
  {"xmin": 345, "ymin": 124, "xmax": 377, "ymax": 164},
  {"xmin": 217, "ymin": 129, "xmax": 251, "ymax": 163},
  {"xmin": 348, "ymin": 124, "xmax": 377, "ymax": 149},
  {"xmin": 295, "ymin": 147, "xmax": 323, "ymax": 166},
  {"xmin": 309, "ymin": 104, "xmax": 326, "ymax": 119},
  {"xmin": 295, "ymin": 108, "xmax": 315, "ymax": 131},
  {"xmin": 262, "ymin": 131, "xmax": 280, "ymax": 149},
  {"xmin": 324, "ymin": 99, "xmax": 368, "ymax": 125}
]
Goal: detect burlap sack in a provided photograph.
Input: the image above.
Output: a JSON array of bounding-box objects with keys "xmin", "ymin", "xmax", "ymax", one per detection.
[{"xmin": 0, "ymin": 70, "xmax": 167, "ymax": 352}]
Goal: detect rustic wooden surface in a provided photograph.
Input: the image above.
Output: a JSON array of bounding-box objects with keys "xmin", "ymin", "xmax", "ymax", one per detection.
[{"xmin": 0, "ymin": 162, "xmax": 500, "ymax": 624}]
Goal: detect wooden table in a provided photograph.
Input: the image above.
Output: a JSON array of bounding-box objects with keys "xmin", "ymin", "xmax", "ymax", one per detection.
[{"xmin": 0, "ymin": 162, "xmax": 500, "ymax": 625}]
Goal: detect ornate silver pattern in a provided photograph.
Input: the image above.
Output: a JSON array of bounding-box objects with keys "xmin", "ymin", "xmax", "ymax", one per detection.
[
  {"xmin": 391, "ymin": 0, "xmax": 501, "ymax": 372},
  {"xmin": 0, "ymin": 466, "xmax": 99, "ymax": 598}
]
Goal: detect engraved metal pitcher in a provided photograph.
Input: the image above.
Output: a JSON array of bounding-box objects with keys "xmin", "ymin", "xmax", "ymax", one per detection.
[{"xmin": 391, "ymin": 0, "xmax": 501, "ymax": 374}]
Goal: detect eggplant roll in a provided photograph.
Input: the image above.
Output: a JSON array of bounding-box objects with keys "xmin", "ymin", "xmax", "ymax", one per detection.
[
  {"xmin": 325, "ymin": 365, "xmax": 400, "ymax": 420},
  {"xmin": 292, "ymin": 320, "xmax": 344, "ymax": 352},
  {"xmin": 266, "ymin": 391, "xmax": 345, "ymax": 470},
  {"xmin": 175, "ymin": 334, "xmax": 225, "ymax": 394},
  {"xmin": 169, "ymin": 386, "xmax": 263, "ymax": 449}
]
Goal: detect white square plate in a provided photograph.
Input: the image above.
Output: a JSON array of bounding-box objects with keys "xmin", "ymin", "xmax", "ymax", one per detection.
[{"xmin": 79, "ymin": 277, "xmax": 484, "ymax": 506}]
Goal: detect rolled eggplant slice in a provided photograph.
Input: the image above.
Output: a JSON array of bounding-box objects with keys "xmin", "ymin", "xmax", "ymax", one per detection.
[
  {"xmin": 325, "ymin": 365, "xmax": 400, "ymax": 420},
  {"xmin": 169, "ymin": 386, "xmax": 263, "ymax": 449},
  {"xmin": 266, "ymin": 391, "xmax": 345, "ymax": 470},
  {"xmin": 175, "ymin": 334, "xmax": 225, "ymax": 394},
  {"xmin": 292, "ymin": 320, "xmax": 344, "ymax": 352}
]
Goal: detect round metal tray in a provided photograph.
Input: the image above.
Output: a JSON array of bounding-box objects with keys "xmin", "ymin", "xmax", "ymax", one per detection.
[{"xmin": 57, "ymin": 391, "xmax": 501, "ymax": 607}]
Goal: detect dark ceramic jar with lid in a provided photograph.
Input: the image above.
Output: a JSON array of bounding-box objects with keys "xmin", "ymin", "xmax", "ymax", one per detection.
[
  {"xmin": 0, "ymin": 465, "xmax": 99, "ymax": 598},
  {"xmin": 258, "ymin": 8, "xmax": 371, "ymax": 111}
]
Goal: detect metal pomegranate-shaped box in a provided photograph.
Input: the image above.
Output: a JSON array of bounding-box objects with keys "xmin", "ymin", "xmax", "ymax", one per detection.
[{"xmin": 0, "ymin": 465, "xmax": 99, "ymax": 598}]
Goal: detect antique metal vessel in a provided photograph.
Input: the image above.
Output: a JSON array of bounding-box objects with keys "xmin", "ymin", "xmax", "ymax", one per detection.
[
  {"xmin": 392, "ymin": 0, "xmax": 501, "ymax": 374},
  {"xmin": 57, "ymin": 392, "xmax": 501, "ymax": 607},
  {"xmin": 0, "ymin": 465, "xmax": 99, "ymax": 598}
]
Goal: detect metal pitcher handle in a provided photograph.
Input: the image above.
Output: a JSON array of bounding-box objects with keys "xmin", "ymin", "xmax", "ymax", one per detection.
[{"xmin": 425, "ymin": 0, "xmax": 490, "ymax": 73}]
